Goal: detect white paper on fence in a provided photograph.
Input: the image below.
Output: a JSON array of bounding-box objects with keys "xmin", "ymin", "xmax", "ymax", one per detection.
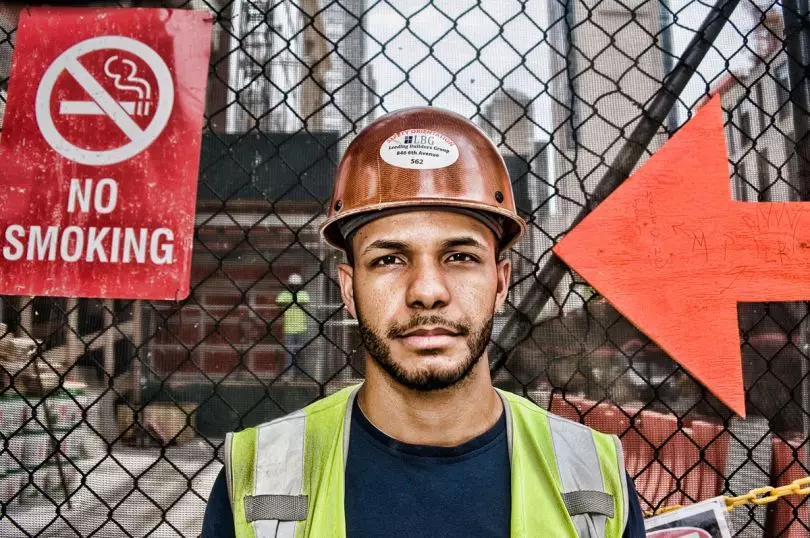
[{"xmin": 644, "ymin": 496, "xmax": 732, "ymax": 538}]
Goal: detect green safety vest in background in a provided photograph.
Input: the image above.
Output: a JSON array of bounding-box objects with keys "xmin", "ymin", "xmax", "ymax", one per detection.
[
  {"xmin": 275, "ymin": 290, "xmax": 310, "ymax": 335},
  {"xmin": 225, "ymin": 385, "xmax": 629, "ymax": 538}
]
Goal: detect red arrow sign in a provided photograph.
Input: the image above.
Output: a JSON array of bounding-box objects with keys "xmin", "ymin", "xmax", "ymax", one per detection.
[{"xmin": 553, "ymin": 96, "xmax": 810, "ymax": 417}]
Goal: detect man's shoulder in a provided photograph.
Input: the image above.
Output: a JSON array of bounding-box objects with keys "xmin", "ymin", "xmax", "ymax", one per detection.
[{"xmin": 499, "ymin": 389, "xmax": 613, "ymax": 438}]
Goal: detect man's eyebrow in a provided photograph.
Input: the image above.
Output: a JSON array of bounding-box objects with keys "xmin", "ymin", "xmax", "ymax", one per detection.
[
  {"xmin": 360, "ymin": 237, "xmax": 488, "ymax": 256},
  {"xmin": 441, "ymin": 237, "xmax": 488, "ymax": 251},
  {"xmin": 361, "ymin": 239, "xmax": 411, "ymax": 256}
]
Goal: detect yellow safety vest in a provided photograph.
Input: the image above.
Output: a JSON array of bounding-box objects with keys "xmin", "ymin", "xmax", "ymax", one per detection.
[
  {"xmin": 225, "ymin": 385, "xmax": 629, "ymax": 537},
  {"xmin": 275, "ymin": 290, "xmax": 310, "ymax": 335}
]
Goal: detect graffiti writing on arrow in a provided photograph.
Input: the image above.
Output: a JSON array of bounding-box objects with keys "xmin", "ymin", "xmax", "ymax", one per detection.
[
  {"xmin": 671, "ymin": 223, "xmax": 709, "ymax": 263},
  {"xmin": 633, "ymin": 190, "xmax": 668, "ymax": 269},
  {"xmin": 660, "ymin": 205, "xmax": 807, "ymax": 267},
  {"xmin": 742, "ymin": 204, "xmax": 805, "ymax": 265}
]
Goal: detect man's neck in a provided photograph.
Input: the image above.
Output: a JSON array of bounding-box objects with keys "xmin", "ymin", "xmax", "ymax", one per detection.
[{"xmin": 357, "ymin": 356, "xmax": 503, "ymax": 447}]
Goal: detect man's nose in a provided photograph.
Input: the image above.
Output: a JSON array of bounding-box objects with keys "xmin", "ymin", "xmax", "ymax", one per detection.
[{"xmin": 405, "ymin": 258, "xmax": 451, "ymax": 310}]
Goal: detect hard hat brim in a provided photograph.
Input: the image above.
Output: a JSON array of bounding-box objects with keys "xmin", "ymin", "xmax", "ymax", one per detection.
[{"xmin": 320, "ymin": 200, "xmax": 526, "ymax": 253}]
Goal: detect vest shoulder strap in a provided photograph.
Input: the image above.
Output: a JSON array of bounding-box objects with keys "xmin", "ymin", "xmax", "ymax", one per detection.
[
  {"xmin": 225, "ymin": 410, "xmax": 307, "ymax": 538},
  {"xmin": 499, "ymin": 391, "xmax": 630, "ymax": 538},
  {"xmin": 224, "ymin": 386, "xmax": 359, "ymax": 538},
  {"xmin": 548, "ymin": 413, "xmax": 613, "ymax": 537}
]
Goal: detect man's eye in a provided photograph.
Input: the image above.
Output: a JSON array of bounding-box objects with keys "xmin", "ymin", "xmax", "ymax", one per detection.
[
  {"xmin": 372, "ymin": 255, "xmax": 401, "ymax": 266},
  {"xmin": 447, "ymin": 253, "xmax": 477, "ymax": 263}
]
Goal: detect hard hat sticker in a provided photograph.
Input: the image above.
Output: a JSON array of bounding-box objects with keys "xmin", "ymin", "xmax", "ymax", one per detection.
[{"xmin": 379, "ymin": 129, "xmax": 459, "ymax": 169}]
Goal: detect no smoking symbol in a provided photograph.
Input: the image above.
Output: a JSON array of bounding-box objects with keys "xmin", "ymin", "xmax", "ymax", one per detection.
[{"xmin": 35, "ymin": 36, "xmax": 174, "ymax": 166}]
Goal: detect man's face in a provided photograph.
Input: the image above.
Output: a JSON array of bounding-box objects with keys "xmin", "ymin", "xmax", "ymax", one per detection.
[{"xmin": 337, "ymin": 210, "xmax": 511, "ymax": 391}]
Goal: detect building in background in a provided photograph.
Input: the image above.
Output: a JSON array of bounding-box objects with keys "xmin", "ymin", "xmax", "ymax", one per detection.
[
  {"xmin": 546, "ymin": 0, "xmax": 674, "ymax": 234},
  {"xmin": 225, "ymin": 0, "xmax": 373, "ymax": 135},
  {"xmin": 147, "ymin": 0, "xmax": 370, "ymax": 433},
  {"xmin": 719, "ymin": 8, "xmax": 796, "ymax": 205},
  {"xmin": 715, "ymin": 9, "xmax": 808, "ymax": 437},
  {"xmin": 1, "ymin": 2, "xmax": 809, "ymax": 535},
  {"xmin": 226, "ymin": 0, "xmax": 307, "ymax": 133},
  {"xmin": 479, "ymin": 90, "xmax": 552, "ymax": 312}
]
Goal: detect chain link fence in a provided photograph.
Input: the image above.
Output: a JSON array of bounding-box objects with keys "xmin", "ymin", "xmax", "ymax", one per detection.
[{"xmin": 1, "ymin": 0, "xmax": 809, "ymax": 535}]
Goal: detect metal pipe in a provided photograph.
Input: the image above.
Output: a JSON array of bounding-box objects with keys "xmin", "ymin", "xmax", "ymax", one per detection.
[
  {"xmin": 33, "ymin": 358, "xmax": 72, "ymax": 510},
  {"xmin": 783, "ymin": 0, "xmax": 810, "ymax": 198},
  {"xmin": 492, "ymin": 0, "xmax": 743, "ymax": 370}
]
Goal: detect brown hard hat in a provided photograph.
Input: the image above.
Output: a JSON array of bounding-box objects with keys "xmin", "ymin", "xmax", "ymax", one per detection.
[{"xmin": 320, "ymin": 107, "xmax": 526, "ymax": 252}]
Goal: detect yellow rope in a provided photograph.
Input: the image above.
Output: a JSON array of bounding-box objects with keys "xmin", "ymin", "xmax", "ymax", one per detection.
[{"xmin": 643, "ymin": 476, "xmax": 810, "ymax": 518}]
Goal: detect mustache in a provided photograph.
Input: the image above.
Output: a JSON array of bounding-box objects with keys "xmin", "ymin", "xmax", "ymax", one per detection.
[{"xmin": 386, "ymin": 315, "xmax": 470, "ymax": 339}]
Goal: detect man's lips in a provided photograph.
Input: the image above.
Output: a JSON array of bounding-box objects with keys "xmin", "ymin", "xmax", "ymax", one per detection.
[
  {"xmin": 397, "ymin": 327, "xmax": 462, "ymax": 349},
  {"xmin": 400, "ymin": 327, "xmax": 459, "ymax": 337}
]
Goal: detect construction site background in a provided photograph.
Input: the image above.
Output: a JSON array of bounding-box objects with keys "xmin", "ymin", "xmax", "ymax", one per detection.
[{"xmin": 1, "ymin": 1, "xmax": 810, "ymax": 536}]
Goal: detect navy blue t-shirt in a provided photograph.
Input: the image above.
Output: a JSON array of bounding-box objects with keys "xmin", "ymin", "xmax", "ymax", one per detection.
[
  {"xmin": 202, "ymin": 401, "xmax": 646, "ymax": 537},
  {"xmin": 345, "ymin": 399, "xmax": 511, "ymax": 536}
]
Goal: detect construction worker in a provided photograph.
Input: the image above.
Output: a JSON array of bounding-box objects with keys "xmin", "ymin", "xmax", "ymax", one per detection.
[
  {"xmin": 203, "ymin": 108, "xmax": 646, "ymax": 537},
  {"xmin": 275, "ymin": 273, "xmax": 310, "ymax": 370}
]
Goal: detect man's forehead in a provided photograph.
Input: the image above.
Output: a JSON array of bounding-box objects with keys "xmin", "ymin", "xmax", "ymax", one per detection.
[{"xmin": 354, "ymin": 210, "xmax": 496, "ymax": 250}]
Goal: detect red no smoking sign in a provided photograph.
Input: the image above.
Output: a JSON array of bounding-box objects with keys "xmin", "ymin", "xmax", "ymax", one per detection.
[{"xmin": 0, "ymin": 8, "xmax": 212, "ymax": 299}]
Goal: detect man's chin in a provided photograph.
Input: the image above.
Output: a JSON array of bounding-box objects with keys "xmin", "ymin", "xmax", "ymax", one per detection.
[
  {"xmin": 391, "ymin": 372, "xmax": 469, "ymax": 392},
  {"xmin": 376, "ymin": 355, "xmax": 479, "ymax": 392}
]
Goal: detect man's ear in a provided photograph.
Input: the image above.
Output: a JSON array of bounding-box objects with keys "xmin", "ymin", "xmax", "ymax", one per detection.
[
  {"xmin": 337, "ymin": 262, "xmax": 357, "ymax": 319},
  {"xmin": 494, "ymin": 256, "xmax": 512, "ymax": 312}
]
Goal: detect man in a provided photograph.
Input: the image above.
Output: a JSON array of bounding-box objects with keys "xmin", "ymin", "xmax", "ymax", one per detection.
[
  {"xmin": 203, "ymin": 107, "xmax": 645, "ymax": 537},
  {"xmin": 275, "ymin": 273, "xmax": 310, "ymax": 371}
]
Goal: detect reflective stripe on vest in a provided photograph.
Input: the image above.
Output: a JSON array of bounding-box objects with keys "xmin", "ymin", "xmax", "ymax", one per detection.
[
  {"xmin": 225, "ymin": 385, "xmax": 628, "ymax": 538},
  {"xmin": 548, "ymin": 414, "xmax": 612, "ymax": 538},
  {"xmin": 226, "ymin": 410, "xmax": 307, "ymax": 538}
]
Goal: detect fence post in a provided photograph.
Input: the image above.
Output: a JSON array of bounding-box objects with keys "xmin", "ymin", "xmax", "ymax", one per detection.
[{"xmin": 783, "ymin": 0, "xmax": 810, "ymax": 200}]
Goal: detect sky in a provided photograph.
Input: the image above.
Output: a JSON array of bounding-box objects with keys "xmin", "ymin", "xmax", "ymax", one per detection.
[
  {"xmin": 0, "ymin": 0, "xmax": 779, "ymax": 148},
  {"xmin": 357, "ymin": 0, "xmax": 772, "ymax": 134}
]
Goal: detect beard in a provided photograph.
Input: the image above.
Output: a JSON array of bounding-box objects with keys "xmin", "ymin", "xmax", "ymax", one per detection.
[{"xmin": 356, "ymin": 311, "xmax": 494, "ymax": 391}]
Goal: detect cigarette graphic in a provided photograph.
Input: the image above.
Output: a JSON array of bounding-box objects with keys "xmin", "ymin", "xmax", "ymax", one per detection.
[{"xmin": 59, "ymin": 100, "xmax": 152, "ymax": 116}]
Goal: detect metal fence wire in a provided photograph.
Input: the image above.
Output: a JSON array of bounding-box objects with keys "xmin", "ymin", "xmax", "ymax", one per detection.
[{"xmin": 1, "ymin": 0, "xmax": 809, "ymax": 535}]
